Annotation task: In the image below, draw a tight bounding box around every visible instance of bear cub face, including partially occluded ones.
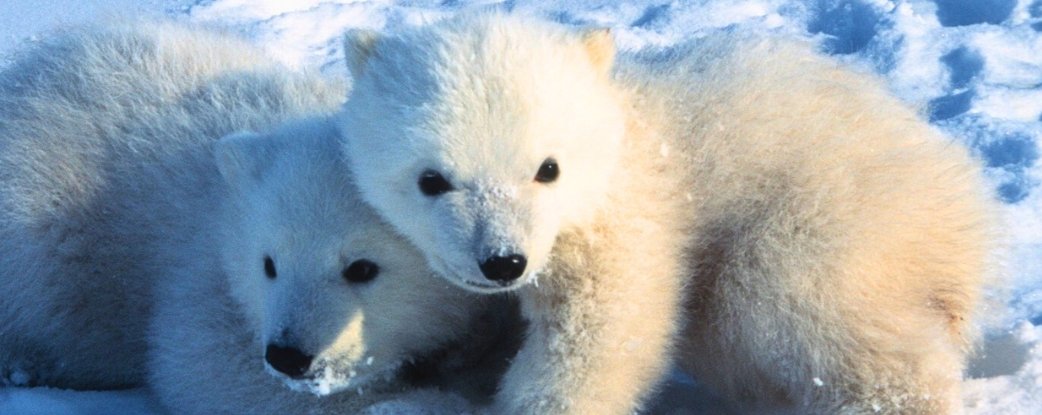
[215,119,473,396]
[339,14,626,293]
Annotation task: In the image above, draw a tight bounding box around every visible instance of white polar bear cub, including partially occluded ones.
[148,118,496,414]
[339,12,994,415]
[0,21,342,389]
[339,13,691,414]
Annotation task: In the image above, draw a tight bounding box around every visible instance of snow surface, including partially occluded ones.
[0,0,1039,413]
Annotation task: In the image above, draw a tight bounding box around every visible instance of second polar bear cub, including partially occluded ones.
[0,20,513,413]
[149,118,494,414]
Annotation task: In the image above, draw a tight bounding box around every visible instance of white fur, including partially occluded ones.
[149,118,495,414]
[625,35,997,414]
[0,22,515,414]
[339,12,995,415]
[339,13,690,414]
[0,21,327,389]
[340,16,627,293]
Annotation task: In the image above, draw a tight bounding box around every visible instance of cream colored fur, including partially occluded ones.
[338,13,690,414]
[339,12,994,415]
[619,35,995,413]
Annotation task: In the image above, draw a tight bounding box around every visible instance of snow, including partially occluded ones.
[0,387,162,415]
[964,322,1042,412]
[0,0,1040,413]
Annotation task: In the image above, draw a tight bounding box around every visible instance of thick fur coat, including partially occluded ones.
[0,22,519,415]
[338,13,994,415]
[625,36,995,414]
[339,14,691,414]
[0,21,335,388]
[149,118,509,414]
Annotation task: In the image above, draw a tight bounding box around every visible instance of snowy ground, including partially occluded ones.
[0,0,1039,413]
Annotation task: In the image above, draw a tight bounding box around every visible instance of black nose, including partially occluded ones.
[265,344,313,378]
[479,254,527,282]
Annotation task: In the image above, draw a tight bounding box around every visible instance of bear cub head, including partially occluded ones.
[338,13,626,292]
[215,118,475,395]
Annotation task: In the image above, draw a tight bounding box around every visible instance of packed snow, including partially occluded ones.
[0,0,1039,413]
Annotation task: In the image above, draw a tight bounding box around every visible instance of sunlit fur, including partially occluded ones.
[620,35,996,414]
[339,13,691,414]
[340,12,996,415]
[339,16,629,293]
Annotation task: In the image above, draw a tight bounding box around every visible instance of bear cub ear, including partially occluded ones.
[215,131,278,190]
[580,27,615,76]
[343,29,380,81]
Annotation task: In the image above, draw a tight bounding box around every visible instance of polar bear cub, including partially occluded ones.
[148,118,497,414]
[338,12,994,415]
[339,13,691,414]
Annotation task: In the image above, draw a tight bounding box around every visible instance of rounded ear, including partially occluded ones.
[215,131,276,190]
[343,29,381,80]
[580,27,615,76]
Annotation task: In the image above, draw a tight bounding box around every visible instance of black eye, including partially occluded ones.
[342,259,380,283]
[418,170,453,196]
[264,256,277,279]
[534,158,559,183]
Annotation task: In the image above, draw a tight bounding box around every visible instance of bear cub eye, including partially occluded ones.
[263,256,277,279]
[418,170,454,196]
[534,157,559,183]
[343,259,380,283]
